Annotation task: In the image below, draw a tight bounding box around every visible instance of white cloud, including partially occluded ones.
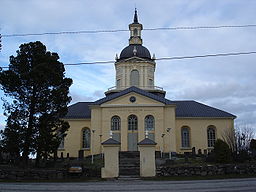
[0,0,256,130]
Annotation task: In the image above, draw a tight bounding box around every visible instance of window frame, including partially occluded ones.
[207,126,216,148]
[145,115,155,131]
[82,128,91,149]
[111,116,121,131]
[130,69,139,87]
[128,115,138,131]
[181,126,190,148]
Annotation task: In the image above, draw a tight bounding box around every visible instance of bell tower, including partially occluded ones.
[105,9,165,97]
[129,9,143,45]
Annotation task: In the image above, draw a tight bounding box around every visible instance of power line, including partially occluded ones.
[2,24,256,38]
[1,51,255,69]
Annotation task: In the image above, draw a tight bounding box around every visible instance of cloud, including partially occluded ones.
[0,0,256,131]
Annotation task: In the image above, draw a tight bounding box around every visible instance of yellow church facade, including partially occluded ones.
[58,10,236,158]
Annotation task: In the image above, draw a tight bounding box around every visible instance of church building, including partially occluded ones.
[58,10,236,158]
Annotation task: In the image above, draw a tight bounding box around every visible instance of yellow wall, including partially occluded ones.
[175,118,234,154]
[90,92,176,153]
[59,92,234,157]
[57,119,91,158]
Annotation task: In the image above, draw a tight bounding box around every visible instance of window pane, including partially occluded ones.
[207,127,216,147]
[181,127,190,148]
[82,129,91,149]
[145,115,154,131]
[111,116,120,131]
[128,115,138,130]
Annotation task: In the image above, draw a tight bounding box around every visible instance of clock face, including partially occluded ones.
[130,96,136,103]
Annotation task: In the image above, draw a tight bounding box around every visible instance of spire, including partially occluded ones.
[133,8,138,23]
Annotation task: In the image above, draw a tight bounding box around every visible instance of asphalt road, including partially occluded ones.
[0,178,256,192]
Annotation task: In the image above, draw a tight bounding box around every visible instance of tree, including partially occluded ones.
[214,139,232,163]
[0,41,72,165]
[250,139,256,158]
[222,124,254,162]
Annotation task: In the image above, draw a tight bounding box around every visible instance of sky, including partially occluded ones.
[0,0,256,132]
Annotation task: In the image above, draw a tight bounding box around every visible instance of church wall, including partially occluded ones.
[175,118,234,154]
[57,119,91,158]
[163,107,176,153]
[90,93,176,153]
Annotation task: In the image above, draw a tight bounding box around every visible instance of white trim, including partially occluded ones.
[101,104,165,107]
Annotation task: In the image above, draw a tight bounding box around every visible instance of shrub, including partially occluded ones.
[214,139,232,163]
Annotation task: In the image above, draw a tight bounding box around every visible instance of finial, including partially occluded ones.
[110,130,113,138]
[115,53,119,60]
[145,130,149,138]
[152,53,156,60]
[133,8,138,23]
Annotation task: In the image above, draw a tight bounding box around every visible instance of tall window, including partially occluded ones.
[111,116,121,131]
[82,128,91,149]
[130,70,139,86]
[128,115,138,131]
[207,126,216,147]
[58,135,64,149]
[133,28,138,36]
[145,115,154,131]
[181,126,190,148]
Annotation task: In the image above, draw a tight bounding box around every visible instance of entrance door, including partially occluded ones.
[128,132,138,151]
[127,115,138,151]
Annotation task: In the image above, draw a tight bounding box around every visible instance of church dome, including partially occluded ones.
[119,44,151,60]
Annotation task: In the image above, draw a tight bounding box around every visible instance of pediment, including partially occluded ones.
[102,92,164,106]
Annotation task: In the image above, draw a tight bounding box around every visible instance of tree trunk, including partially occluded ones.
[22,87,36,166]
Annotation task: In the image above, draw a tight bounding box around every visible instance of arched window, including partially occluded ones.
[133,28,138,36]
[58,135,64,149]
[111,116,121,131]
[130,70,139,86]
[82,128,91,149]
[145,115,154,131]
[181,126,190,148]
[207,126,216,147]
[128,115,138,131]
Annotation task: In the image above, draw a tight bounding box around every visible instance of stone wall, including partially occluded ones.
[157,164,256,177]
[0,167,100,181]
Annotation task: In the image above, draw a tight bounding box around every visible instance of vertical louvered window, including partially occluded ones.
[130,70,139,87]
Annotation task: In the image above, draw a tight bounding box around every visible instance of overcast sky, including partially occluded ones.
[0,0,256,132]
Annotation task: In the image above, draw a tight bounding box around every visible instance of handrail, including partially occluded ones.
[107,86,164,91]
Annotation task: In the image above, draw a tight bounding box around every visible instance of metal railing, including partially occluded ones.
[107,85,164,91]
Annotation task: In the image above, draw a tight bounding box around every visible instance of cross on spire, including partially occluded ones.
[133,8,138,23]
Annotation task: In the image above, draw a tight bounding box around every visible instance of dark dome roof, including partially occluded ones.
[119,44,151,60]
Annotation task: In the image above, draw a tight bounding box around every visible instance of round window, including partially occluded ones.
[130,96,136,103]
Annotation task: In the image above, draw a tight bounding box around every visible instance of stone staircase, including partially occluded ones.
[119,151,140,177]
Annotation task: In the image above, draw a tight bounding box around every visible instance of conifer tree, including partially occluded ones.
[0,41,72,165]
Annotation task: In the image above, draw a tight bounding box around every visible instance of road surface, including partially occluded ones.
[0,178,256,192]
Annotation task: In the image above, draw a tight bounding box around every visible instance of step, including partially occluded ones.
[118,175,141,181]
[119,170,139,176]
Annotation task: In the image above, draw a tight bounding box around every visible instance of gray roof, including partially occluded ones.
[102,138,121,145]
[173,100,236,118]
[93,86,174,105]
[138,138,157,145]
[64,87,236,119]
[119,45,151,60]
[63,102,92,119]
